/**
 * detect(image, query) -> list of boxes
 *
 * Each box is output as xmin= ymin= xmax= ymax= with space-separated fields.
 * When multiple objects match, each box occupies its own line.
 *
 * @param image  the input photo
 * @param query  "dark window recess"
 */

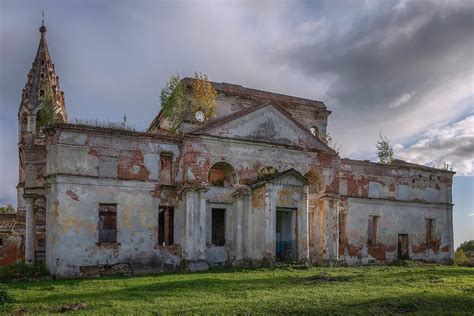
xmin=158 ymin=206 xmax=174 ymax=246
xmin=38 ymin=239 xmax=46 ymax=249
xmin=398 ymin=234 xmax=409 ymax=259
xmin=212 ymin=208 xmax=226 ymax=246
xmin=0 ymin=238 xmax=3 ymax=256
xmin=208 ymin=162 xmax=236 ymax=187
xmin=39 ymin=90 xmax=44 ymax=97
xmin=98 ymin=204 xmax=117 ymax=243
xmin=339 ymin=213 xmax=347 ymax=244
xmin=160 ymin=153 xmax=173 ymax=185
xmin=40 ymin=73 xmax=45 ymax=78
xmin=368 ymin=215 xmax=379 ymax=245
xmin=426 ymin=219 xmax=435 ymax=244
xmin=41 ymin=60 xmax=44 ymax=65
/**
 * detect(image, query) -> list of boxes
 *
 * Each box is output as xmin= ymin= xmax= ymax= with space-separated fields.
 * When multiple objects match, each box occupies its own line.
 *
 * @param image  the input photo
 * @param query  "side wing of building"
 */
xmin=338 ymin=159 xmax=454 ymax=264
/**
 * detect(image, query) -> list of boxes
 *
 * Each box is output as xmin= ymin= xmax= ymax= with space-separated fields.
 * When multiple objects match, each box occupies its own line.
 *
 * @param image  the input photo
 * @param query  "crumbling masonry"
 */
xmin=3 ymin=23 xmax=454 ymax=277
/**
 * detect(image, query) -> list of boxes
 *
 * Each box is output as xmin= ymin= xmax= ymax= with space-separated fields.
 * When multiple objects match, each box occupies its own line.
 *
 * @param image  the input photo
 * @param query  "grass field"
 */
xmin=1 ymin=264 xmax=473 ymax=315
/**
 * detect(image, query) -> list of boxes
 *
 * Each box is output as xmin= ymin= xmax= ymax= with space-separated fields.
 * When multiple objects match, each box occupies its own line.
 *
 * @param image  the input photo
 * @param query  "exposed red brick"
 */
xmin=66 ymin=190 xmax=79 ymax=201
xmin=367 ymin=243 xmax=396 ymax=260
xmin=412 ymin=240 xmax=441 ymax=254
xmin=117 ymin=150 xmax=149 ymax=181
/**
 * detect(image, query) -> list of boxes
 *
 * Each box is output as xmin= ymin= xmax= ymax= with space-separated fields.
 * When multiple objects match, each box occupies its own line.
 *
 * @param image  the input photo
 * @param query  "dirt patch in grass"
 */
xmin=50 ymin=302 xmax=87 ymax=313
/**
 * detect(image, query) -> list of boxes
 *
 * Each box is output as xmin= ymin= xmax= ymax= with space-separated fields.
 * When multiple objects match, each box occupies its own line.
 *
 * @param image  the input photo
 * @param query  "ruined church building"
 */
xmin=3 ymin=23 xmax=454 ymax=277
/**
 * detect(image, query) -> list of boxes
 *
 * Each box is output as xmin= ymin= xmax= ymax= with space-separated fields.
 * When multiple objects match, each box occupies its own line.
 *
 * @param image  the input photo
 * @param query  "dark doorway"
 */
xmin=158 ymin=206 xmax=174 ymax=246
xmin=212 ymin=208 xmax=226 ymax=246
xmin=398 ymin=234 xmax=409 ymax=260
xmin=276 ymin=208 xmax=296 ymax=262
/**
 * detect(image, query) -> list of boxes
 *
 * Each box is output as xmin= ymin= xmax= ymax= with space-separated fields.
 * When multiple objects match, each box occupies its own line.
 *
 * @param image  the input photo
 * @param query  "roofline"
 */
xmin=147 ymin=77 xmax=332 ymax=133
xmin=181 ymin=77 xmax=329 ymax=111
xmin=341 ymin=158 xmax=456 ymax=175
xmin=45 ymin=123 xmax=182 ymax=142
xmin=147 ymin=109 xmax=163 ymax=132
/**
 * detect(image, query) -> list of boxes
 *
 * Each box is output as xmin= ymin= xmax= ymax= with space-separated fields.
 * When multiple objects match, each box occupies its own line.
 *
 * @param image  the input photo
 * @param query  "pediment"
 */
xmin=193 ymin=103 xmax=332 ymax=151
xmin=251 ymin=168 xmax=309 ymax=189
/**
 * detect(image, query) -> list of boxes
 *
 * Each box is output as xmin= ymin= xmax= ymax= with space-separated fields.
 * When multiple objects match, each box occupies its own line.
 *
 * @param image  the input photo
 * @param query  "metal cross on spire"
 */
xmin=39 ymin=10 xmax=47 ymax=35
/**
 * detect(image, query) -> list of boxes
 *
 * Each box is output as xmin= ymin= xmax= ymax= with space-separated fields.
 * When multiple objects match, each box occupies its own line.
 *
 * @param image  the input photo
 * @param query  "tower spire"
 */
xmin=18 ymin=19 xmax=67 ymax=122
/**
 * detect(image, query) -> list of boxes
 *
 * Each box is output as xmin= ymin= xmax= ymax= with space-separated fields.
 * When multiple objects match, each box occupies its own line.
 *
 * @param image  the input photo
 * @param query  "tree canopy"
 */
xmin=376 ymin=133 xmax=394 ymax=164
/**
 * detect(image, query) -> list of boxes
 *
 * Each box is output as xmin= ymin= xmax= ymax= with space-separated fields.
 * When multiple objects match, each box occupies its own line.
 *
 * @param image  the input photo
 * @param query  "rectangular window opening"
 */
xmin=160 ymin=153 xmax=173 ymax=185
xmin=425 ymin=219 xmax=435 ymax=244
xmin=158 ymin=206 xmax=174 ymax=246
xmin=0 ymin=238 xmax=3 ymax=257
xmin=98 ymin=204 xmax=117 ymax=243
xmin=339 ymin=213 xmax=347 ymax=245
xmin=368 ymin=215 xmax=379 ymax=245
xmin=212 ymin=208 xmax=226 ymax=246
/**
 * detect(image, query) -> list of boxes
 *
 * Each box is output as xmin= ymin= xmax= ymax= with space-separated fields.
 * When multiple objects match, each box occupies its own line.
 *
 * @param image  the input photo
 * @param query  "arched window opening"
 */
xmin=39 ymin=90 xmax=45 ymax=97
xmin=36 ymin=109 xmax=43 ymax=136
xmin=310 ymin=126 xmax=319 ymax=137
xmin=305 ymin=170 xmax=325 ymax=194
xmin=208 ymin=161 xmax=237 ymax=187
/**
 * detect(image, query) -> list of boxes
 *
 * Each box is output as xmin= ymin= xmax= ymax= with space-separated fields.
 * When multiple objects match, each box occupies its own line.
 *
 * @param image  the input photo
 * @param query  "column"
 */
xmin=321 ymin=196 xmax=340 ymax=261
xmin=25 ymin=196 xmax=35 ymax=264
xmin=245 ymin=192 xmax=253 ymax=259
xmin=235 ymin=195 xmax=244 ymax=261
xmin=197 ymin=188 xmax=208 ymax=260
xmin=297 ymin=186 xmax=310 ymax=262
xmin=264 ymin=184 xmax=274 ymax=259
xmin=447 ymin=205 xmax=455 ymax=261
xmin=184 ymin=189 xmax=196 ymax=260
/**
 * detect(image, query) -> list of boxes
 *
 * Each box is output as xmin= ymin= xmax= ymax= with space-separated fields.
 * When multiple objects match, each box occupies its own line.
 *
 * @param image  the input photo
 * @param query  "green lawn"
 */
xmin=1 ymin=265 xmax=473 ymax=315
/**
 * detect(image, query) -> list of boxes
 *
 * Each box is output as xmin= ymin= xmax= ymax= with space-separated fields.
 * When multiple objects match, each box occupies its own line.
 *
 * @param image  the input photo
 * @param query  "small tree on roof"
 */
xmin=160 ymin=74 xmax=187 ymax=131
xmin=36 ymin=86 xmax=61 ymax=136
xmin=192 ymin=72 xmax=217 ymax=122
xmin=376 ymin=133 xmax=394 ymax=164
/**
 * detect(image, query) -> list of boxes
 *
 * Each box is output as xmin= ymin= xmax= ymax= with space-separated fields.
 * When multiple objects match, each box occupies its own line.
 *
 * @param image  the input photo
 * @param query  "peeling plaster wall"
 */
xmin=339 ymin=198 xmax=453 ymax=264
xmin=47 ymin=177 xmax=181 ymax=277
xmin=338 ymin=159 xmax=454 ymax=265
xmin=45 ymin=128 xmax=181 ymax=276
xmin=182 ymin=137 xmax=339 ymax=189
xmin=38 ymin=124 xmax=454 ymax=276
xmin=340 ymin=159 xmax=453 ymax=203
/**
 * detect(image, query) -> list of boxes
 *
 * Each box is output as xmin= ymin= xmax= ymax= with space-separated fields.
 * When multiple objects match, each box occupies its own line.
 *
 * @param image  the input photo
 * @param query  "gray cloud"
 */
xmin=394 ymin=115 xmax=474 ymax=175
xmin=1 ymin=0 xmax=473 ymax=208
xmin=274 ymin=0 xmax=474 ymax=157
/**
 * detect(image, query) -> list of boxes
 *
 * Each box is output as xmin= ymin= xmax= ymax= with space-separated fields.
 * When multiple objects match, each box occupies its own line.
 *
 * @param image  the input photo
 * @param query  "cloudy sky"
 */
xmin=0 ymin=0 xmax=472 ymax=245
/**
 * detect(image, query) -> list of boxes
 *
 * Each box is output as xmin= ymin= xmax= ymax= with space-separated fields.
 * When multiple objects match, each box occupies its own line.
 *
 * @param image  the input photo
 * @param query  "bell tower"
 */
xmin=17 ymin=18 xmax=67 ymax=262
xmin=17 ymin=19 xmax=67 ymax=210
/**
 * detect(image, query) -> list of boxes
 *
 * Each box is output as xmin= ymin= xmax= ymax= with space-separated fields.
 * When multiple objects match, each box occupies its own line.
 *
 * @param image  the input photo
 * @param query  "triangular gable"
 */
xmin=251 ymin=168 xmax=309 ymax=189
xmin=191 ymin=102 xmax=333 ymax=152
